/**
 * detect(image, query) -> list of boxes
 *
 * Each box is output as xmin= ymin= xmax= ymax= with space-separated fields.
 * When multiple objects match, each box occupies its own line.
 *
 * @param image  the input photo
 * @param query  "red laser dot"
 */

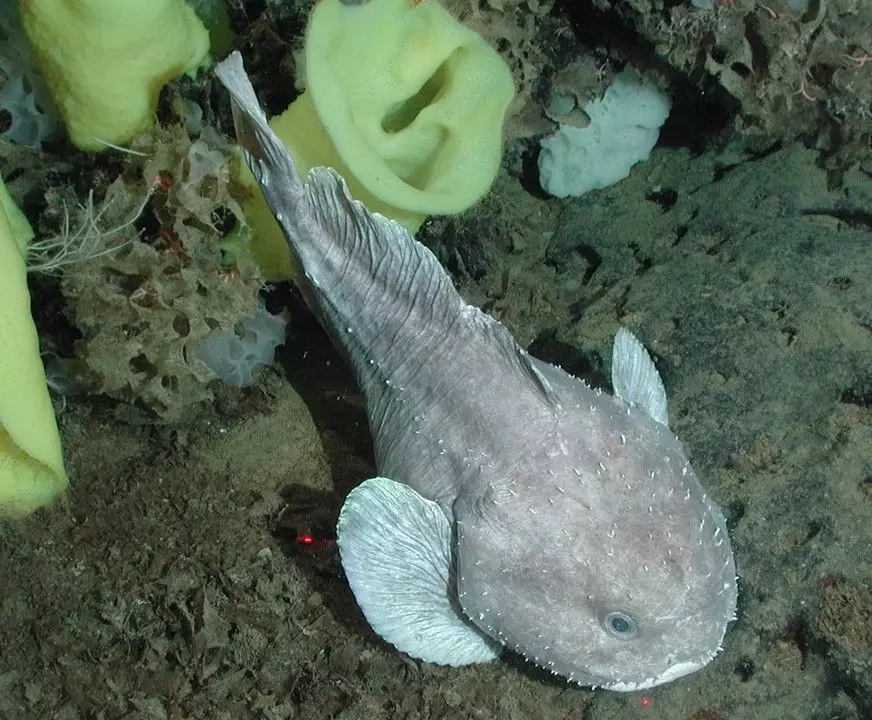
xmin=298 ymin=534 xmax=315 ymax=545
xmin=641 ymin=696 xmax=652 ymax=708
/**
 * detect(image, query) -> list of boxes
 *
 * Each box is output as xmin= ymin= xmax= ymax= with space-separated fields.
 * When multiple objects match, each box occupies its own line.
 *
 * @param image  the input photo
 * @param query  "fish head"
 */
xmin=454 ymin=401 xmax=737 ymax=691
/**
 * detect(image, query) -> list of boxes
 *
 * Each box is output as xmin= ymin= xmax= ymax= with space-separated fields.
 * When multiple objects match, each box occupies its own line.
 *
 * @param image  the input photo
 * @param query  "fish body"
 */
xmin=216 ymin=53 xmax=737 ymax=691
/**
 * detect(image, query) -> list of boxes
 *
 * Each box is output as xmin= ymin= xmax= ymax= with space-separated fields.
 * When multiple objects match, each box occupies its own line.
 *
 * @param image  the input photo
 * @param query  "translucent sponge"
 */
xmin=198 ymin=304 xmax=287 ymax=388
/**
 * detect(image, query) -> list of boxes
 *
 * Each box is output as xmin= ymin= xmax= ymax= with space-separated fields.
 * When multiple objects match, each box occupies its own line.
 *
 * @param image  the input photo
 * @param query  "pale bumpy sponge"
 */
xmin=539 ymin=70 xmax=670 ymax=198
xmin=198 ymin=305 xmax=287 ymax=389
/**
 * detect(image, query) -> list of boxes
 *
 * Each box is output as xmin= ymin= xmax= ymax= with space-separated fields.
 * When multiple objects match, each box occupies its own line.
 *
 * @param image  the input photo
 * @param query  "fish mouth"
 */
xmin=601 ymin=657 xmax=708 ymax=692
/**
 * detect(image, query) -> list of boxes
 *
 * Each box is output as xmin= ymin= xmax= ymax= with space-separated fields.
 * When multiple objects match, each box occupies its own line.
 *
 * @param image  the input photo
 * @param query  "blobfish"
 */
xmin=216 ymin=53 xmax=737 ymax=691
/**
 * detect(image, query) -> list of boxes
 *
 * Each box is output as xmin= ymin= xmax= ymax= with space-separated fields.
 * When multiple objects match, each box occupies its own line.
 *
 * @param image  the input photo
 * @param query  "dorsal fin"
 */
xmin=611 ymin=328 xmax=669 ymax=427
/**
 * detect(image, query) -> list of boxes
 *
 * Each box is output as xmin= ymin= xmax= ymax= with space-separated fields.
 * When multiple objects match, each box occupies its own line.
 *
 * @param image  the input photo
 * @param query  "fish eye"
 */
xmin=604 ymin=611 xmax=638 ymax=639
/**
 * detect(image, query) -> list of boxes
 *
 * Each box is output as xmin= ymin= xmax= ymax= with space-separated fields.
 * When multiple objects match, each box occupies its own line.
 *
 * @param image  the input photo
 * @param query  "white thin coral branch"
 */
xmin=24 ymin=186 xmax=152 ymax=275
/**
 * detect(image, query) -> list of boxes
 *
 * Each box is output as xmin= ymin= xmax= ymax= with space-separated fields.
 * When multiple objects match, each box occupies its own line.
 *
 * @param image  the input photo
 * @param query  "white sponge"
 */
xmin=198 ymin=304 xmax=287 ymax=388
xmin=538 ymin=70 xmax=670 ymax=198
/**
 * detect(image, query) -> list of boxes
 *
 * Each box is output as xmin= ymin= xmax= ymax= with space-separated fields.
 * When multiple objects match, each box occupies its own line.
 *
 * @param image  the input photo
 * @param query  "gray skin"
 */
xmin=216 ymin=53 xmax=737 ymax=691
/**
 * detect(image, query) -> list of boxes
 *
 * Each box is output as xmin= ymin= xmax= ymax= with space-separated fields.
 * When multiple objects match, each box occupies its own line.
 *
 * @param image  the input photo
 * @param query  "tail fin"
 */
xmin=214 ymin=52 xmax=308 ymax=232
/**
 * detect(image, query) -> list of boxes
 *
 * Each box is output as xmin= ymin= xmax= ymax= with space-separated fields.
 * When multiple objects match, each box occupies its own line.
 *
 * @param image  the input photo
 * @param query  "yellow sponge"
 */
xmin=0 ymin=174 xmax=68 ymax=519
xmin=243 ymin=0 xmax=515 ymax=280
xmin=19 ymin=0 xmax=210 ymax=151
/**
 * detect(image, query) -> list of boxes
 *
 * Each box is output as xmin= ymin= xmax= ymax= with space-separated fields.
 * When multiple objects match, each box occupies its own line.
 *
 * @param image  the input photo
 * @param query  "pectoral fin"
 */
xmin=337 ymin=477 xmax=501 ymax=665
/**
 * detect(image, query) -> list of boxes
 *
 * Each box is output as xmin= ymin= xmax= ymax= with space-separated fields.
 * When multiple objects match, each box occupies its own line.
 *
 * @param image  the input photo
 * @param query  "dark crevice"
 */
xmin=803 ymin=208 xmax=872 ymax=231
xmin=743 ymin=14 xmax=770 ymax=75
xmin=645 ymin=187 xmax=678 ymax=211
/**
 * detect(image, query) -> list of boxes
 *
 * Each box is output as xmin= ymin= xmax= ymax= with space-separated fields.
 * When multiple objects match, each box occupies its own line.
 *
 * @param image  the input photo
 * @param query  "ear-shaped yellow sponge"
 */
xmin=243 ymin=0 xmax=514 ymax=280
xmin=19 ymin=0 xmax=210 ymax=151
xmin=0 ymin=175 xmax=68 ymax=519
